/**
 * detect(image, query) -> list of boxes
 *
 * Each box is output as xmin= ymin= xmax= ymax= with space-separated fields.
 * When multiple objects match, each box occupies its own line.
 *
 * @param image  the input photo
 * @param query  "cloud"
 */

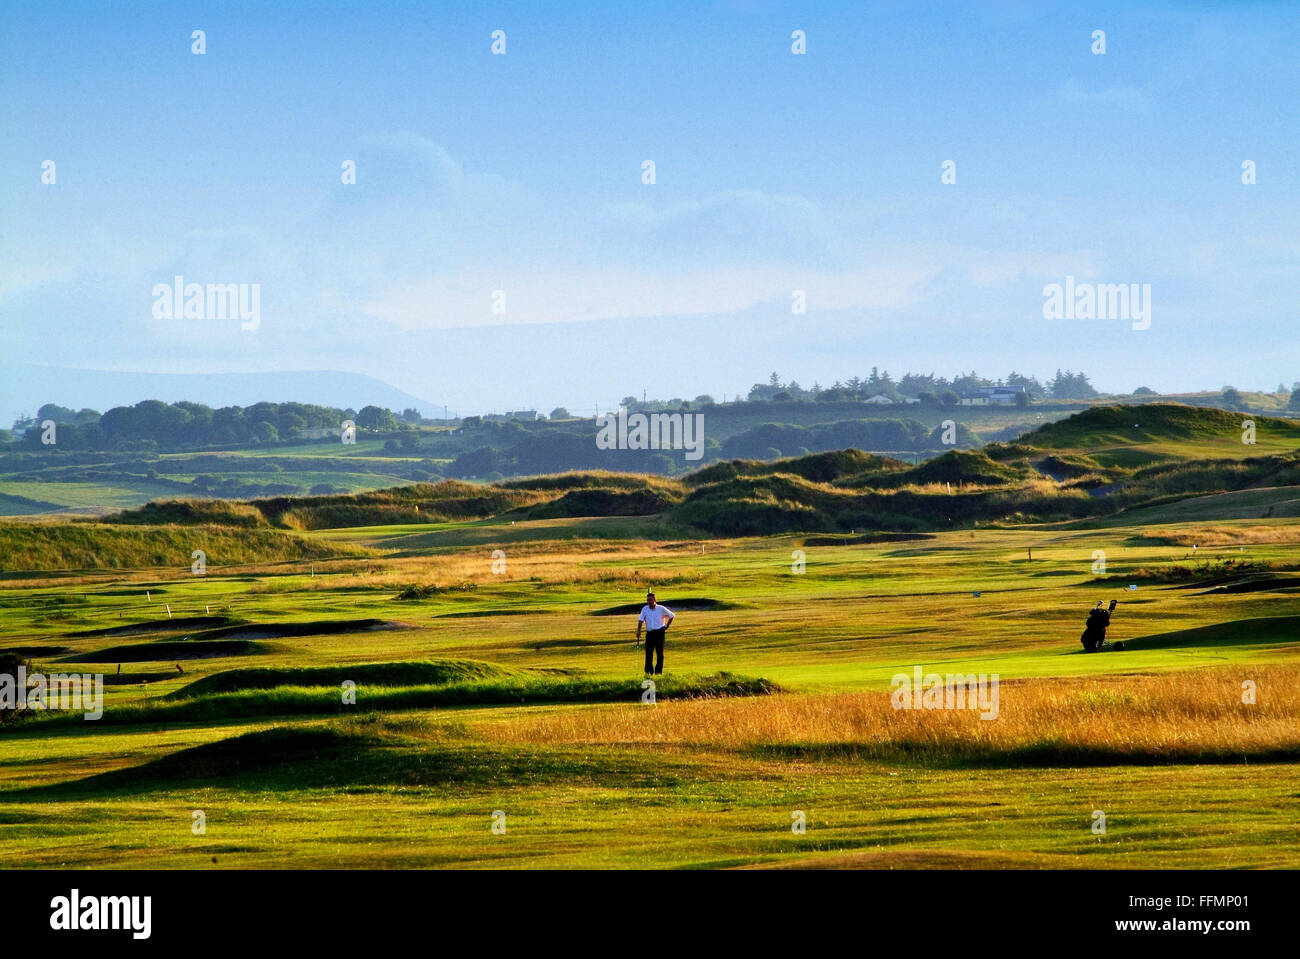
xmin=598 ymin=189 xmax=842 ymax=268
xmin=357 ymin=263 xmax=936 ymax=330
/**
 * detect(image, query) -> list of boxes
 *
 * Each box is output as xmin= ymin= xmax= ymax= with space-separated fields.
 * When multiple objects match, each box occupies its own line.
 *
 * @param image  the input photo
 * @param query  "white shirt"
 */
xmin=638 ymin=604 xmax=674 ymax=630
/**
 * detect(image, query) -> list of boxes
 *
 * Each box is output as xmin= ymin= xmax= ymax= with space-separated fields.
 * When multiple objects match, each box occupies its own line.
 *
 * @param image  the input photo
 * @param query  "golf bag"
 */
xmin=1080 ymin=601 xmax=1117 ymax=652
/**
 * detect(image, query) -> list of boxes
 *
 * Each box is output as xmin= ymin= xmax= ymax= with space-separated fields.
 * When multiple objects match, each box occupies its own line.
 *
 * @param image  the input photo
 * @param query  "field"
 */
xmin=2 ymin=504 xmax=1298 ymax=868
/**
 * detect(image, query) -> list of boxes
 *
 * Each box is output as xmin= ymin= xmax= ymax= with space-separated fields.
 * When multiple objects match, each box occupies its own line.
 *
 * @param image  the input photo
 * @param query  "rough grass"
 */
xmin=0 ymin=522 xmax=363 ymax=571
xmin=481 ymin=664 xmax=1300 ymax=765
xmin=683 ymin=449 xmax=906 ymax=487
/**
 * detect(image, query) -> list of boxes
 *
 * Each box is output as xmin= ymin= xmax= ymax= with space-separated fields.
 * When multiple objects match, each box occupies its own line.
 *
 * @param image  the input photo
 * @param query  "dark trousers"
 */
xmin=644 ymin=627 xmax=666 ymax=674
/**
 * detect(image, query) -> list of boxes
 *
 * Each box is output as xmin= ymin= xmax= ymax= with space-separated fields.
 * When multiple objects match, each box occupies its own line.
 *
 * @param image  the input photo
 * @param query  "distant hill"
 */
xmin=0 ymin=365 xmax=440 ymax=424
xmin=9 ymin=404 xmax=1299 ymax=556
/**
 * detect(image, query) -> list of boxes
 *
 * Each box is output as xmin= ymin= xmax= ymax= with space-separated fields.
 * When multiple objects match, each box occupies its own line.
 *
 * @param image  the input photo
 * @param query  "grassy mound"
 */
xmin=888 ymin=450 xmax=1026 ymax=487
xmin=670 ymin=472 xmax=1096 ymax=535
xmin=0 ymin=523 xmax=361 ymax=572
xmin=1035 ymin=453 xmax=1109 ymax=480
xmin=1123 ymin=452 xmax=1300 ymax=500
xmin=590 ymin=598 xmax=735 ymax=615
xmin=62 ymin=640 xmax=270 ymax=662
xmin=1021 ymin=403 xmax=1300 ymax=450
xmin=1 ymin=645 xmax=71 ymax=657
xmin=499 ymin=471 xmax=684 ymax=494
xmin=13 ymin=727 xmax=363 ymax=796
xmin=184 ymin=619 xmax=410 ymax=640
xmin=4 ymin=725 xmax=695 ymax=796
xmin=684 ymin=449 xmax=905 ymax=487
xmin=21 ymin=671 xmax=780 ymax=727
xmin=526 ymin=487 xmax=680 ymax=519
xmin=170 ymin=658 xmax=516 ymax=697
xmin=105 ymin=481 xmax=548 ymax=530
xmin=67 ymin=616 xmax=237 ymax=637
xmin=103 ymin=500 xmax=270 ymax=527
xmin=396 ymin=583 xmax=476 ymax=600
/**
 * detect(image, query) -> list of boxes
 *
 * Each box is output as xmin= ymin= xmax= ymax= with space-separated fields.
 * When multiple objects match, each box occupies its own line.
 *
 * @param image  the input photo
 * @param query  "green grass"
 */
xmin=1 ymin=497 xmax=1299 ymax=868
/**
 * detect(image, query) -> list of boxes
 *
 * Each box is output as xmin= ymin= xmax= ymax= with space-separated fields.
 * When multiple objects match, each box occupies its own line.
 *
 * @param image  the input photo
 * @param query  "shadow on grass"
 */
xmin=0 ymin=725 xmax=697 ymax=800
xmin=60 ymin=640 xmax=271 ymax=662
xmin=1124 ymin=615 xmax=1300 ymax=651
xmin=745 ymin=741 xmax=1300 ymax=768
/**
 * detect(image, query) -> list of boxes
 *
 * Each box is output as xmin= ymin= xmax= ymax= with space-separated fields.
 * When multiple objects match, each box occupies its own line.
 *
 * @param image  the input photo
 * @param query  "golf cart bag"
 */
xmin=1080 ymin=601 xmax=1117 ymax=652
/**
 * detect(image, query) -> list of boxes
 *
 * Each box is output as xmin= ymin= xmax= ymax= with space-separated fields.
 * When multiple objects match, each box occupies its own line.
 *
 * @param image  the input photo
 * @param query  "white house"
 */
xmin=959 ymin=387 xmax=1026 ymax=407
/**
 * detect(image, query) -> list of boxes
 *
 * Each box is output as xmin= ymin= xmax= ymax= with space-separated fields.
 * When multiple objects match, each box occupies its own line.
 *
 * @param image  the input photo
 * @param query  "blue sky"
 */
xmin=2 ymin=0 xmax=1297 ymax=420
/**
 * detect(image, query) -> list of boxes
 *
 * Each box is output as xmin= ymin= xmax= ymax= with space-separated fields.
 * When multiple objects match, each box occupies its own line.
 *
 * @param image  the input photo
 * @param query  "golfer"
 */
xmin=635 ymin=591 xmax=675 ymax=675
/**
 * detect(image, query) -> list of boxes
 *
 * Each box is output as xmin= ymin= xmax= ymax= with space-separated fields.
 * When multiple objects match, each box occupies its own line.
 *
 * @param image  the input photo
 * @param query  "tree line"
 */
xmin=4 ymin=400 xmax=405 ymax=451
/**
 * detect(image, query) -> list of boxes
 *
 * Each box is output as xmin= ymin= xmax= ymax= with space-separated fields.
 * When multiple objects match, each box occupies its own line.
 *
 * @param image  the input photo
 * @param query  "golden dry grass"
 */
xmin=476 ymin=665 xmax=1300 ymax=761
xmin=1156 ymin=525 xmax=1300 ymax=547
xmin=244 ymin=548 xmax=718 ymax=592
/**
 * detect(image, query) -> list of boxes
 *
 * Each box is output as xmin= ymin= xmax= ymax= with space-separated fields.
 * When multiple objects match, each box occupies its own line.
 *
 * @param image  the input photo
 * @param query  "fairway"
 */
xmin=2 ymin=513 xmax=1297 ymax=869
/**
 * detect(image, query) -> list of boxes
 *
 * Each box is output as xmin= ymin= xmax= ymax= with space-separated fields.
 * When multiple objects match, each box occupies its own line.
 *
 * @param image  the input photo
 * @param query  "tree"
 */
xmin=1290 ymin=388 xmax=1300 ymax=411
xmin=1005 ymin=372 xmax=1045 ymax=400
xmin=1133 ymin=386 xmax=1156 ymax=395
xmin=1221 ymin=387 xmax=1243 ymax=408
xmin=356 ymin=405 xmax=398 ymax=431
xmin=549 ymin=407 xmax=571 ymax=420
xmin=940 ymin=391 xmax=959 ymax=408
xmin=693 ymin=395 xmax=715 ymax=407
xmin=1048 ymin=369 xmax=1099 ymax=400
xmin=250 ymin=421 xmax=278 ymax=443
xmin=36 ymin=403 xmax=76 ymax=423
xmin=1013 ymin=391 xmax=1030 ymax=409
xmin=951 ymin=370 xmax=993 ymax=394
